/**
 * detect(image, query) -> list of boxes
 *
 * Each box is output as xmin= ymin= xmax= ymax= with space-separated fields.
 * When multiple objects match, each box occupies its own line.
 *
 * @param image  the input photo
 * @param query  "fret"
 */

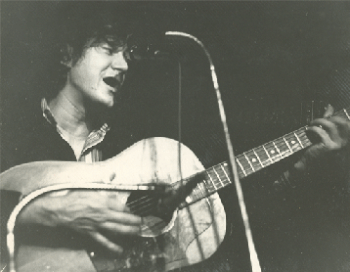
xmin=180 ymin=105 xmax=350 ymax=206
xmin=235 ymin=157 xmax=247 ymax=177
xmin=202 ymin=176 xmax=216 ymax=193
xmin=244 ymin=150 xmax=262 ymax=171
xmin=262 ymin=145 xmax=273 ymax=165
xmin=264 ymin=141 xmax=281 ymax=162
xmin=212 ymin=167 xmax=225 ymax=187
xmin=278 ymin=136 xmax=295 ymax=158
xmin=214 ymin=165 xmax=231 ymax=186
xmin=252 ymin=149 xmax=264 ymax=167
xmin=295 ymin=128 xmax=311 ymax=147
xmin=237 ymin=154 xmax=255 ymax=175
xmin=210 ymin=168 xmax=225 ymax=189
xmin=206 ymin=172 xmax=218 ymax=191
xmin=293 ymin=132 xmax=304 ymax=148
xmin=220 ymin=163 xmax=232 ymax=184
xmin=282 ymin=137 xmax=293 ymax=153
xmin=284 ymin=133 xmax=302 ymax=152
xmin=243 ymin=152 xmax=256 ymax=172
xmin=254 ymin=146 xmax=271 ymax=167
xmin=272 ymin=140 xmax=283 ymax=160
xmin=211 ymin=167 xmax=227 ymax=187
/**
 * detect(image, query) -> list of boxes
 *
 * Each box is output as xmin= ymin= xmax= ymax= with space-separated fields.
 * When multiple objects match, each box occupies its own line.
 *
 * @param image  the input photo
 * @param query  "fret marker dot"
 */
xmin=252 ymin=158 xmax=257 ymax=163
xmin=291 ymin=141 xmax=296 ymax=145
xmin=270 ymin=150 xmax=275 ymax=154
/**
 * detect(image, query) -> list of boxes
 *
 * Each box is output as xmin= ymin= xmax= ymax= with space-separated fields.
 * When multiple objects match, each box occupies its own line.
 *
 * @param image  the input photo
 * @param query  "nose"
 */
xmin=111 ymin=51 xmax=128 ymax=72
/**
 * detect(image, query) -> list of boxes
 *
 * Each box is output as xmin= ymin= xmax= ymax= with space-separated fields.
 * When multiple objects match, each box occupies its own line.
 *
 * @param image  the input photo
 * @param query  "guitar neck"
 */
xmin=180 ymin=106 xmax=350 ymax=207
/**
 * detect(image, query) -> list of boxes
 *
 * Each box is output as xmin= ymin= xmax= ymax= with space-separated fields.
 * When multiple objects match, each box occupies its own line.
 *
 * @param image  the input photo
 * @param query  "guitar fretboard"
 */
xmin=180 ymin=106 xmax=350 ymax=207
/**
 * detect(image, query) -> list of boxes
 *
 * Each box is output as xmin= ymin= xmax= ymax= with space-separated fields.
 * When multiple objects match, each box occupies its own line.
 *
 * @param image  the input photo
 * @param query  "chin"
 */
xmin=104 ymin=101 xmax=115 ymax=108
xmin=100 ymin=96 xmax=115 ymax=107
xmin=91 ymin=99 xmax=114 ymax=110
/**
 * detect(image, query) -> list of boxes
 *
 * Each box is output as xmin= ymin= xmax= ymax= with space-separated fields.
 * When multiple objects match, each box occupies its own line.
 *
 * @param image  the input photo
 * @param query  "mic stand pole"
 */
xmin=165 ymin=31 xmax=261 ymax=272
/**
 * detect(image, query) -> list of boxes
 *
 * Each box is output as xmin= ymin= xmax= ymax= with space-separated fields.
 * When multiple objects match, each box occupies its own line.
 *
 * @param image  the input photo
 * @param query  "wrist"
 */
xmin=18 ymin=195 xmax=62 ymax=227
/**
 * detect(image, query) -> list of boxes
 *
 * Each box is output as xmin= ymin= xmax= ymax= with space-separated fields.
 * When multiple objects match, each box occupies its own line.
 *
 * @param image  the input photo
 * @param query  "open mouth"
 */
xmin=103 ymin=77 xmax=120 ymax=89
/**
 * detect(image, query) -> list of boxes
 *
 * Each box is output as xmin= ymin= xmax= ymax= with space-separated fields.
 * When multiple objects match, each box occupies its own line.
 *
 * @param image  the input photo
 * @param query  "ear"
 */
xmin=60 ymin=44 xmax=74 ymax=68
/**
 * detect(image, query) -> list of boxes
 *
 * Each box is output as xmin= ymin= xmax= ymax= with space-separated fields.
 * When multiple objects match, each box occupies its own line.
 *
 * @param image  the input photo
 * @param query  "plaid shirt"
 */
xmin=41 ymin=98 xmax=110 ymax=162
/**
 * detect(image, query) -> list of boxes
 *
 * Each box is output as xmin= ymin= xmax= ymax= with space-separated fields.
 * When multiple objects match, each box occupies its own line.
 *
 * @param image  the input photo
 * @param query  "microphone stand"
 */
xmin=165 ymin=31 xmax=262 ymax=272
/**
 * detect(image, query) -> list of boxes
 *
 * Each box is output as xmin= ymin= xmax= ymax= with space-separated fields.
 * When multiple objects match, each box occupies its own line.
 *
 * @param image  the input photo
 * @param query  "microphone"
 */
xmin=125 ymin=44 xmax=172 ymax=61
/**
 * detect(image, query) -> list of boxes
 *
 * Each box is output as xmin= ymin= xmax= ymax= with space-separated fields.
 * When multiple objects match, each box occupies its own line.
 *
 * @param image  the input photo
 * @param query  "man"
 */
xmin=0 ymin=3 xmax=144 ymax=271
xmin=1 ymin=4 xmax=227 ymax=272
xmin=1 ymin=2 xmax=349 ymax=272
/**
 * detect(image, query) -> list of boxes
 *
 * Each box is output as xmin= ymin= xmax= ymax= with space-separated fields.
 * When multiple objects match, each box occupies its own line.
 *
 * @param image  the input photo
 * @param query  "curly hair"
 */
xmin=45 ymin=2 xmax=139 ymax=98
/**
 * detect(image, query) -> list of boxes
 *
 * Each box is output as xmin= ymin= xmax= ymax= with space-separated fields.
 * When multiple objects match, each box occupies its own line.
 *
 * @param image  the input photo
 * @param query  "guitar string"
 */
xmin=126 ymin=179 xmax=182 ymax=207
xmin=127 ymin=166 xmax=222 ymax=211
xmin=126 ymin=193 xmax=166 ymax=211
xmin=236 ymin=127 xmax=309 ymax=172
xmin=126 ymin=177 xmax=207 ymax=214
xmin=125 ymin=178 xmax=188 ymax=209
xmin=123 ymin=109 xmax=342 ymax=213
xmin=126 ymin=195 xmax=151 ymax=207
xmin=8 ymin=107 xmax=348 ymax=272
xmin=126 ymin=178 xmax=209 ymax=218
xmin=129 ymin=199 xmax=158 ymax=215
xmin=126 ymin=128 xmax=311 ymax=215
xmin=129 ymin=188 xmax=203 ymax=216
xmin=128 ymin=166 xmax=242 ymax=215
xmin=136 ymin=204 xmax=178 ymax=233
xmin=129 ymin=200 xmax=170 ymax=232
xmin=125 ymin=110 xmax=343 ymax=232
xmin=140 ymin=219 xmax=167 ymax=233
xmin=127 ymin=191 xmax=214 ymax=233
xmin=127 ymin=197 xmax=157 ymax=212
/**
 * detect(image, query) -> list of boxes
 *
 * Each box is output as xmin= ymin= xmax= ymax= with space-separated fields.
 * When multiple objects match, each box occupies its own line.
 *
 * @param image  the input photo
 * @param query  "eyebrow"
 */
xmin=93 ymin=40 xmax=127 ymax=50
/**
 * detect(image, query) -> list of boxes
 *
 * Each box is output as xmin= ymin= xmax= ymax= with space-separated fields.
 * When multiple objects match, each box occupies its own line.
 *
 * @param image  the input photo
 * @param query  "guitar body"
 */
xmin=5 ymin=137 xmax=226 ymax=272
xmin=3 ymin=106 xmax=349 ymax=272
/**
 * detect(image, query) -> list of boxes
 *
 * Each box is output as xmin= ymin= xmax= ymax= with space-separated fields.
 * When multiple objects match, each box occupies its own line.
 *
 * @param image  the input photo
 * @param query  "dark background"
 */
xmin=1 ymin=1 xmax=350 ymax=272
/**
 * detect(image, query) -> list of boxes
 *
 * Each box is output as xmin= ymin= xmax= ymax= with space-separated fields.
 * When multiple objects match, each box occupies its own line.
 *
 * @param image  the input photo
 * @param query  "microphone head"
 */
xmin=125 ymin=44 xmax=172 ymax=62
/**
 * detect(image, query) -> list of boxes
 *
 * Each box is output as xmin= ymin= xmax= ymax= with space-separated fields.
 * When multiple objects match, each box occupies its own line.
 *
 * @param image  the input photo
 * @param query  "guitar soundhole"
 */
xmin=90 ymin=189 xmax=178 ymax=271
xmin=120 ymin=236 xmax=167 ymax=272
xmin=90 ymin=236 xmax=167 ymax=272
xmin=127 ymin=190 xmax=176 ymax=237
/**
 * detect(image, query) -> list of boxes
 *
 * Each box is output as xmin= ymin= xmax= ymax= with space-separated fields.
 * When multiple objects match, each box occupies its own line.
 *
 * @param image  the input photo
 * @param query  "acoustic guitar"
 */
xmin=2 ymin=106 xmax=349 ymax=272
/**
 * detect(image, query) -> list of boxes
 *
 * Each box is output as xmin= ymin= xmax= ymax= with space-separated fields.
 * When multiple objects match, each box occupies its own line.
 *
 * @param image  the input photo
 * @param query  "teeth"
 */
xmin=103 ymin=77 xmax=118 ymax=88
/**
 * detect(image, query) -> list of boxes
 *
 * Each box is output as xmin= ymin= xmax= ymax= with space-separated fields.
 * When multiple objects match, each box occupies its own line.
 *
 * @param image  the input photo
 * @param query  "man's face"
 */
xmin=66 ymin=43 xmax=128 ymax=108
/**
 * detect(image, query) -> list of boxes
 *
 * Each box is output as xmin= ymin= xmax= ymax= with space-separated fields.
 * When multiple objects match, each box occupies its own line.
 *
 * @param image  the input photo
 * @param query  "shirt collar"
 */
xmin=41 ymin=98 xmax=110 ymax=131
xmin=41 ymin=98 xmax=111 ymax=153
xmin=41 ymin=98 xmax=57 ymax=126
